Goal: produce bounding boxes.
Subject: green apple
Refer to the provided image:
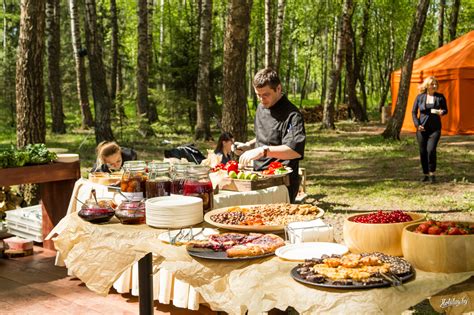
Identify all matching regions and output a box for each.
[237,171,246,180]
[245,171,253,180]
[249,174,258,181]
[228,170,238,179]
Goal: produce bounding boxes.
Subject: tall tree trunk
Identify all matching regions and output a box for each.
[159,0,165,91]
[448,0,460,41]
[69,0,93,129]
[274,0,285,73]
[110,0,118,101]
[437,0,445,47]
[382,0,430,140]
[16,0,46,147]
[84,0,115,143]
[195,0,212,140]
[355,0,370,116]
[264,0,273,69]
[46,0,65,134]
[320,19,329,106]
[136,0,154,136]
[322,1,349,130]
[377,16,395,111]
[345,4,367,122]
[222,0,252,142]
[147,0,158,122]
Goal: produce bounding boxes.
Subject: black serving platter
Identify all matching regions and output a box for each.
[290,266,415,289]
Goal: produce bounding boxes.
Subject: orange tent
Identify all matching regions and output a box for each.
[391,30,474,135]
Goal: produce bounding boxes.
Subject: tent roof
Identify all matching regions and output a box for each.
[393,31,474,81]
[412,31,474,72]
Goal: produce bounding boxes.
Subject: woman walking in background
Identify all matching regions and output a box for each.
[412,76,448,183]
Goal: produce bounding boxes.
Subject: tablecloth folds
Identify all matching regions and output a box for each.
[51,213,474,315]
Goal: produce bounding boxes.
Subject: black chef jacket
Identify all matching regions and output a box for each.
[253,94,306,202]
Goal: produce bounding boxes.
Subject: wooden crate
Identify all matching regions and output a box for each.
[219,175,289,192]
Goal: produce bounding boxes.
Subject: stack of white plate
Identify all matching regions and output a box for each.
[145,195,203,228]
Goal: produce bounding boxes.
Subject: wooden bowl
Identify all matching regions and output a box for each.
[343,212,425,256]
[402,222,474,273]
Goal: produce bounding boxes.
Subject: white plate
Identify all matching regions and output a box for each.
[158,228,219,245]
[55,153,79,163]
[275,242,348,261]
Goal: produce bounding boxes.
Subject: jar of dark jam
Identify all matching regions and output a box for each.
[146,162,171,198]
[120,161,147,201]
[183,165,213,213]
[171,163,188,195]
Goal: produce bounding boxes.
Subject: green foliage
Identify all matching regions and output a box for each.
[0,144,57,168]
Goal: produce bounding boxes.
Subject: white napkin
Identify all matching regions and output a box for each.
[287,219,334,243]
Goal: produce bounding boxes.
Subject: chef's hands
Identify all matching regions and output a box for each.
[232,141,253,156]
[239,147,264,168]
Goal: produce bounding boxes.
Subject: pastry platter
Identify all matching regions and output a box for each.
[204,203,324,232]
[291,252,415,289]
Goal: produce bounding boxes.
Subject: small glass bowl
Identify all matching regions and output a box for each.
[78,200,115,224]
[115,200,146,224]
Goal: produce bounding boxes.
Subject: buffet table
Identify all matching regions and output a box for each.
[49,213,474,315]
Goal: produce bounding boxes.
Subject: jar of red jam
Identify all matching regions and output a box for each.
[120,161,147,201]
[146,162,171,198]
[183,165,213,213]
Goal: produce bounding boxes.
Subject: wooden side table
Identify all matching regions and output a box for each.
[0,161,81,249]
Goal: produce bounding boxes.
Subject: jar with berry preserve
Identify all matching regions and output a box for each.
[171,163,188,195]
[146,162,171,198]
[183,165,213,213]
[120,161,147,201]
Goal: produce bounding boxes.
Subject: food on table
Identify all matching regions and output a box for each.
[261,161,288,176]
[210,203,321,226]
[183,165,214,213]
[352,210,413,224]
[188,232,285,258]
[115,200,146,224]
[78,199,115,224]
[414,220,474,235]
[121,161,148,201]
[295,252,412,286]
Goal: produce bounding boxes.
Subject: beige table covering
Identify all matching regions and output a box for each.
[51,178,289,310]
[51,213,474,315]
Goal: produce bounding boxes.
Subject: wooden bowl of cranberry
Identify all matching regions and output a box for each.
[402,220,474,273]
[343,210,425,256]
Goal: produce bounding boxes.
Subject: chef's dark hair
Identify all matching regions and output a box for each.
[253,68,281,91]
[215,132,234,153]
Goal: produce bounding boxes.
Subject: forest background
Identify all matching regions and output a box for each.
[0,0,473,211]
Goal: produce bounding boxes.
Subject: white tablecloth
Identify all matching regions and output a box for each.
[53,178,289,310]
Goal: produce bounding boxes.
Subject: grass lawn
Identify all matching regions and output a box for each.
[1,119,473,212]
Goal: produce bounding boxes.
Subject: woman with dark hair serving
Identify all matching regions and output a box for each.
[412,76,448,183]
[214,132,234,165]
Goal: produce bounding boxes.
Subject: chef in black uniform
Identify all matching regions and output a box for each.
[237,68,306,203]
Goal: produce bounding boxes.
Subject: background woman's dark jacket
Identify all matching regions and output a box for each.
[412,92,448,131]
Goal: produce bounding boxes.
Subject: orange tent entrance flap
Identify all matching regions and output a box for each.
[391,31,474,135]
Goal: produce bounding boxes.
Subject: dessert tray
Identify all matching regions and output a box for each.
[204,203,324,232]
[292,252,415,289]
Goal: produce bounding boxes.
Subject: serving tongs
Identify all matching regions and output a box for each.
[380,272,406,290]
[168,227,205,245]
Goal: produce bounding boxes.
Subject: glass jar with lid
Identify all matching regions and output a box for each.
[146,162,171,198]
[183,165,213,213]
[120,161,147,201]
[171,163,188,195]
